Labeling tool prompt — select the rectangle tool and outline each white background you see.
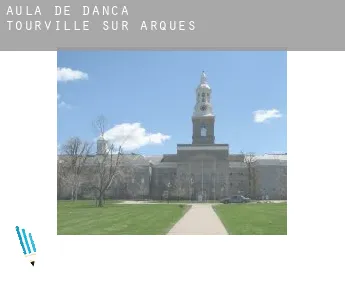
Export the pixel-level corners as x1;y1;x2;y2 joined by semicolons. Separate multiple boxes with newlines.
0;51;344;281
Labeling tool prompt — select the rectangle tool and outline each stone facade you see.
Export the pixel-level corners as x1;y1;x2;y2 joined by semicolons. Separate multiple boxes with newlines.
57;72;287;201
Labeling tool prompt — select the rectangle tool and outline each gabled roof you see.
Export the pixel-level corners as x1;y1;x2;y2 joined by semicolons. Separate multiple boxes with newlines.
57;153;287;167
161;154;179;162
256;153;287;160
57;153;150;166
143;155;163;165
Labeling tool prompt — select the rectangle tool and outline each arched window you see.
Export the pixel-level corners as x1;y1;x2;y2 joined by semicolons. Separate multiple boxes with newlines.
201;125;207;137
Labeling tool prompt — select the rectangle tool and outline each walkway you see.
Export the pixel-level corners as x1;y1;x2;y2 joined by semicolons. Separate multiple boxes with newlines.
167;204;228;235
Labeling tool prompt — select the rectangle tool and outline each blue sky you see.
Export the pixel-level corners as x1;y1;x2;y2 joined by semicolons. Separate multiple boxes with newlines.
57;51;286;155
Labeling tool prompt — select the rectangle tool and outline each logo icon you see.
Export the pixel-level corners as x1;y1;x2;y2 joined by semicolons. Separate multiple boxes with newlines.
15;226;36;266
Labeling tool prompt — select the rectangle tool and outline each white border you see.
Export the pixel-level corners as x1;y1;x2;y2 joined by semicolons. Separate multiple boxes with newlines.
1;51;344;282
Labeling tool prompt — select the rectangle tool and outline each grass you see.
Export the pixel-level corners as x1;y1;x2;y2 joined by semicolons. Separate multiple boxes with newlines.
213;203;287;235
150;200;219;203
57;200;190;235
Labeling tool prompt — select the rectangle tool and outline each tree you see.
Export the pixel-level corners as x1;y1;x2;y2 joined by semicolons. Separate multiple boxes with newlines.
58;137;92;201
90;144;128;207
93;114;107;137
189;174;195;202
164;173;177;203
139;177;145;201
279;166;287;200
243;151;259;199
57;157;64;199
90;143;145;207
175;173;186;201
211;172;217;202
92;114;140;202
117;165;136;200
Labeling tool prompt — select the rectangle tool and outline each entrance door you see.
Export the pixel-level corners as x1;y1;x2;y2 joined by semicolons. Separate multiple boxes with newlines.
197;193;203;202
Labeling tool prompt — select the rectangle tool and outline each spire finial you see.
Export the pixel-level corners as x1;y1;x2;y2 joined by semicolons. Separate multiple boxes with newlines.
200;71;207;85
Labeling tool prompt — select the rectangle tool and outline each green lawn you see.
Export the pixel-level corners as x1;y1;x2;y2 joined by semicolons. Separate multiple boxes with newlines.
57;200;189;235
214;203;287;235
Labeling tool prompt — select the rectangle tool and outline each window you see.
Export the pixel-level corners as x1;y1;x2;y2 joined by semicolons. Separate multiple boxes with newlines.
201;125;207;137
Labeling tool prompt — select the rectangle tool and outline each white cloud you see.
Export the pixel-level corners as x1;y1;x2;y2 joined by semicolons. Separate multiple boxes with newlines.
103;123;171;151
57;67;88;82
57;93;72;109
253;109;282;123
58;101;72;109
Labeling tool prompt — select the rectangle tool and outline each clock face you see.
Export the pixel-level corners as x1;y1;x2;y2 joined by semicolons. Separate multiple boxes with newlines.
200;105;207;111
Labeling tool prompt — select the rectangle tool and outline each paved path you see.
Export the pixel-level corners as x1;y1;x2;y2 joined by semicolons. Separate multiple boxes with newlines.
167;204;228;235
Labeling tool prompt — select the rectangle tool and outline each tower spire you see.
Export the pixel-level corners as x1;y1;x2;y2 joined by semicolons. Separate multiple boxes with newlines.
200;71;208;85
97;135;107;155
193;71;213;117
192;71;215;144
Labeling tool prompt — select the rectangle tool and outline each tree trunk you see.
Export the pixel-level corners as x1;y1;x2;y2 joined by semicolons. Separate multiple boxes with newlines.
71;189;75;201
57;179;62;199
71;179;79;201
97;191;104;207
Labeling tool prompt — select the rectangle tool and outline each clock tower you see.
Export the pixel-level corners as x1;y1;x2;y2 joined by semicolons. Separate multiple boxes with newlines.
192;71;215;145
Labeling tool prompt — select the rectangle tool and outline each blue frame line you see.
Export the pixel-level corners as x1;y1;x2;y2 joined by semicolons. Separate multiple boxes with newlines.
28;233;36;253
15;226;27;255
22;228;31;254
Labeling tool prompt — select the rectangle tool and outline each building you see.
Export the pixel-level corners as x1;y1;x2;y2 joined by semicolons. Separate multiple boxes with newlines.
57;72;287;201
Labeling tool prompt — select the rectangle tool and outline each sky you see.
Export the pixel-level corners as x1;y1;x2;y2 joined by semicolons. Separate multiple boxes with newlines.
57;51;287;155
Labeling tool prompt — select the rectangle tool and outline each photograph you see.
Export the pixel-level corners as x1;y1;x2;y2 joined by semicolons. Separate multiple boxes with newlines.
57;51;287;235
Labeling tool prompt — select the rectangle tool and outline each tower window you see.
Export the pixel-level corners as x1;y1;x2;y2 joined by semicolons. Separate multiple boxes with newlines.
201;125;207;137
202;93;205;97
202;98;205;102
